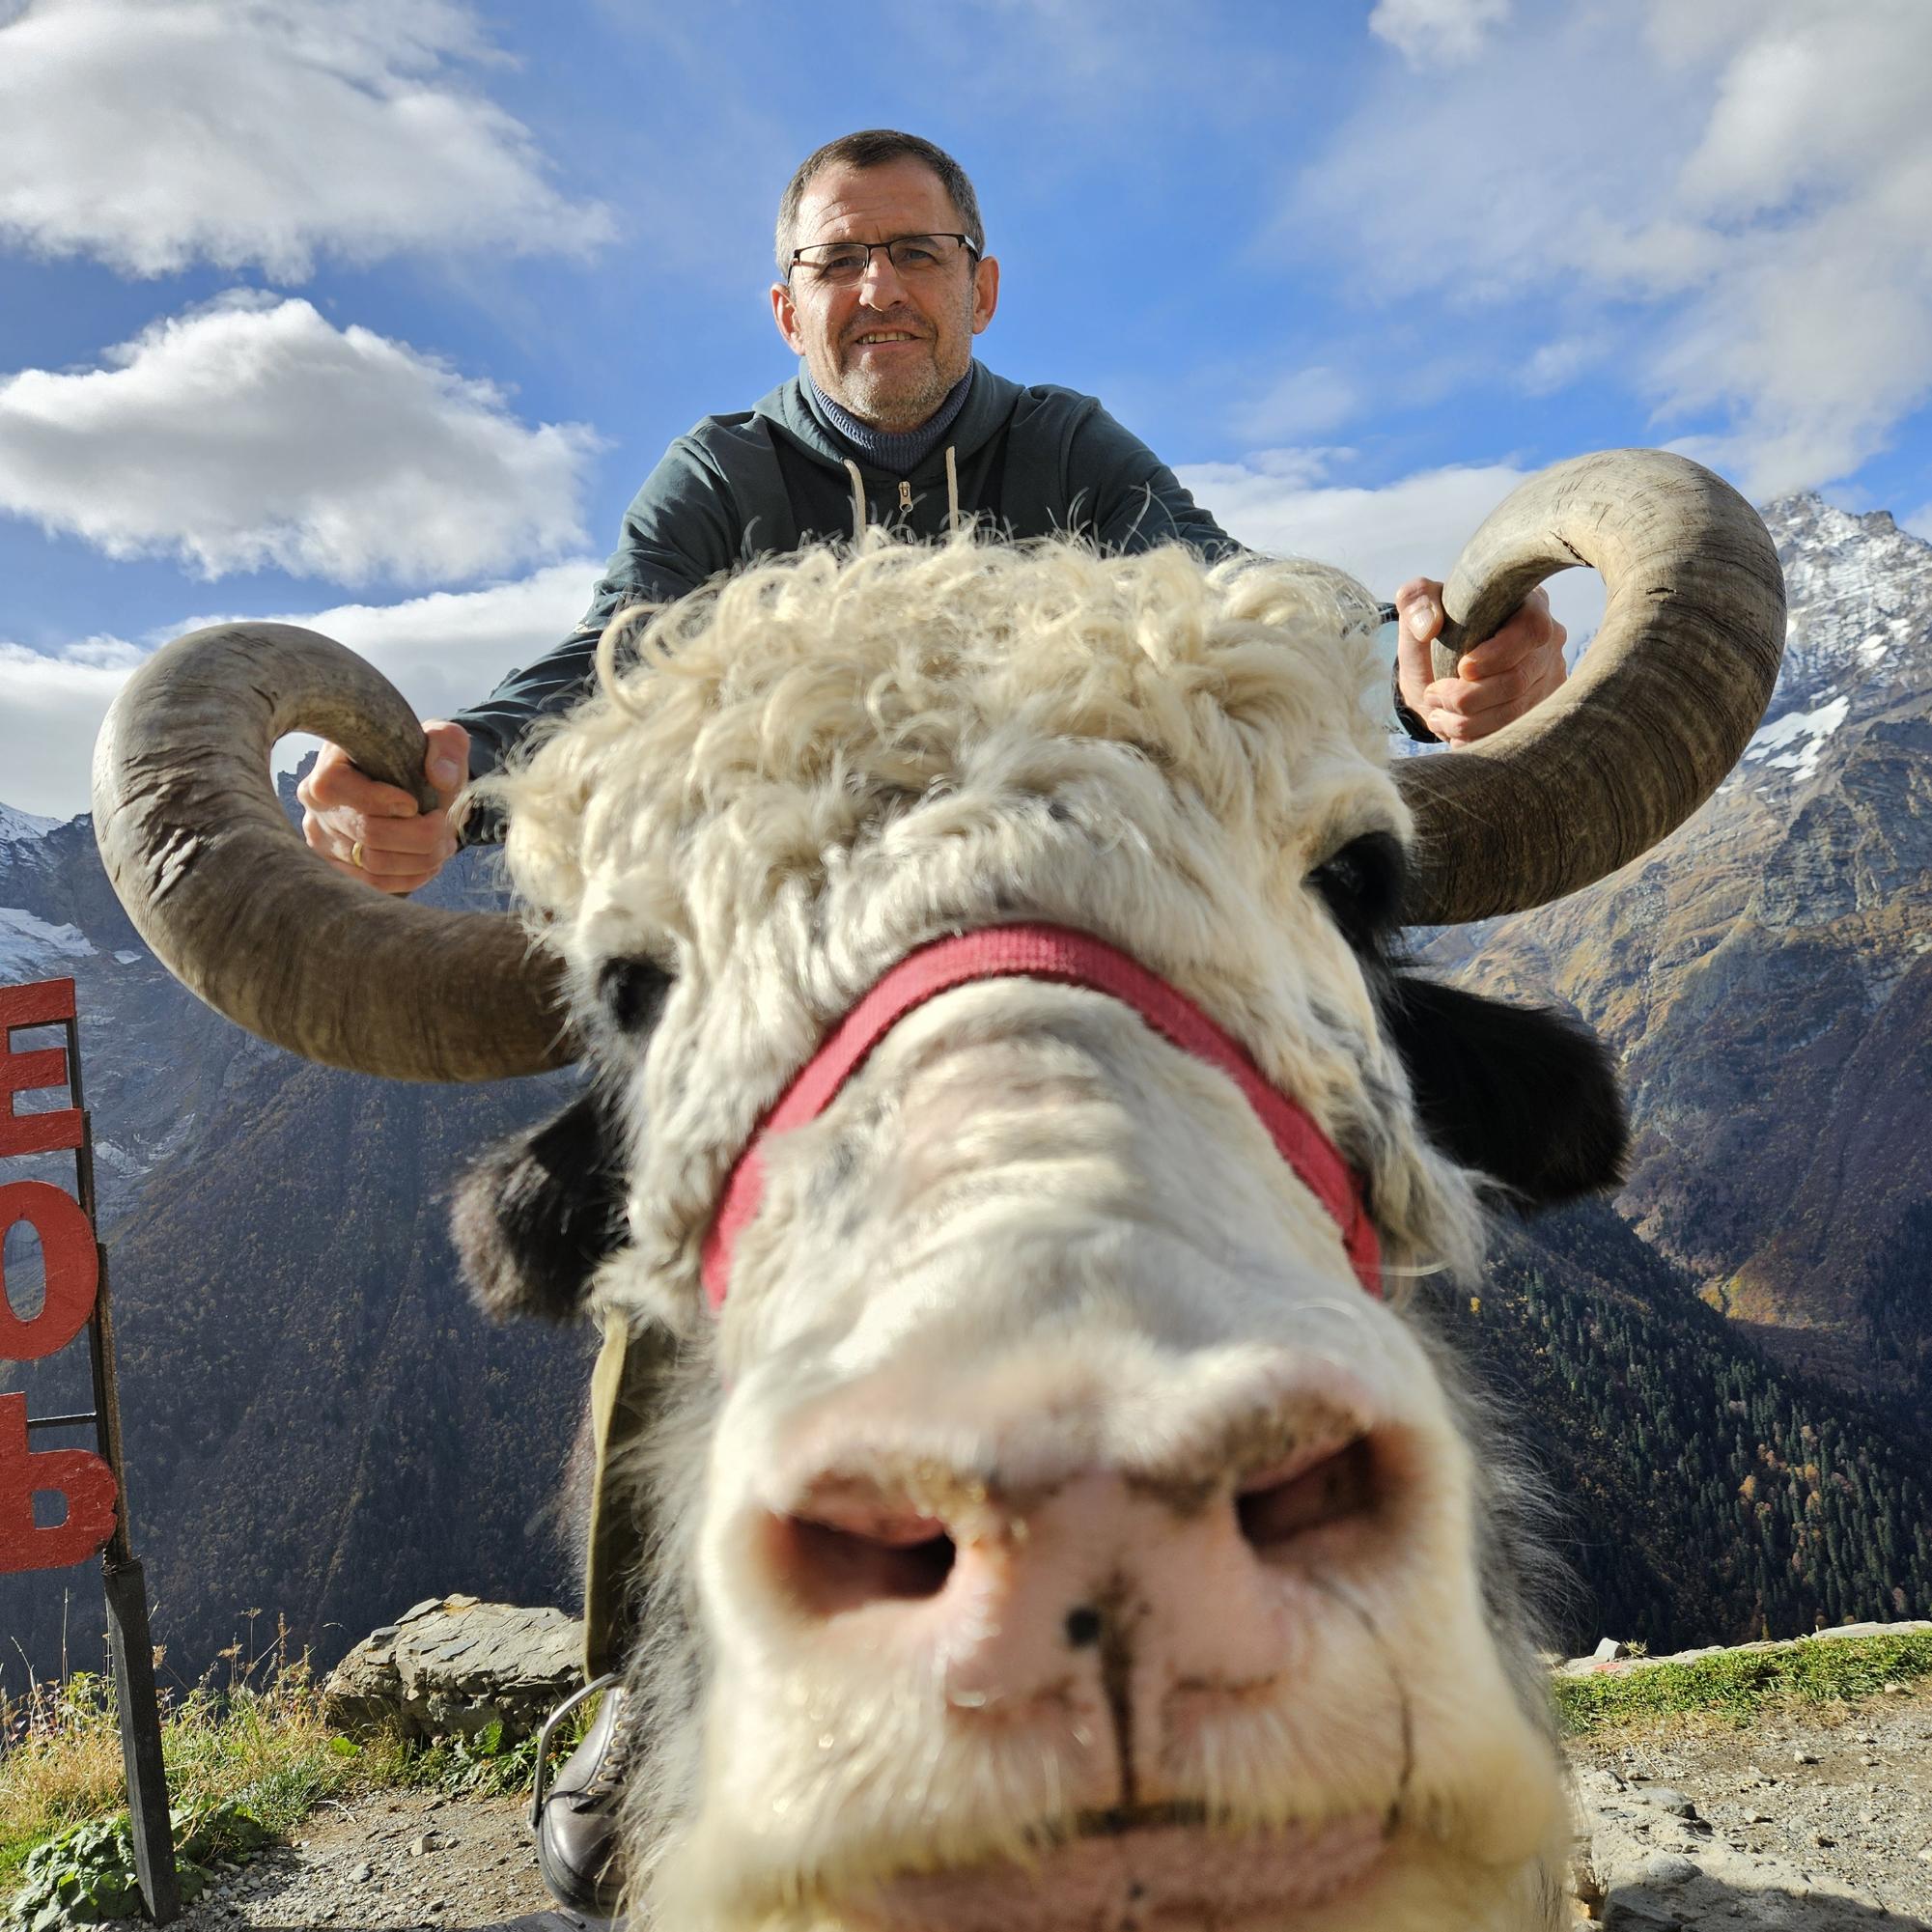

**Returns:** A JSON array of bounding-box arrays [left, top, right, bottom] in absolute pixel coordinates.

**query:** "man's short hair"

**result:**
[[775, 130, 985, 270]]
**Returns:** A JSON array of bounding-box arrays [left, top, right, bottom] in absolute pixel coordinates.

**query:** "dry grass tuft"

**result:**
[[0, 1618, 408, 1900]]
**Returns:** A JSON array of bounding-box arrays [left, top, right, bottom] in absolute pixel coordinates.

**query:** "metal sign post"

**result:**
[[2, 976, 178, 1923]]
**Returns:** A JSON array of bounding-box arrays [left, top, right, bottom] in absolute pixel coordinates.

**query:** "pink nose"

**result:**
[[762, 1436, 1383, 1800]]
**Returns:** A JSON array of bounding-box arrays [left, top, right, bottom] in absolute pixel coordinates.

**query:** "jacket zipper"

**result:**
[[898, 480, 913, 514]]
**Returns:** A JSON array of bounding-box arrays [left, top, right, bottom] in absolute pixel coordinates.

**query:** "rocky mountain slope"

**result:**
[[0, 819, 591, 1702], [1423, 494, 1932, 1395]]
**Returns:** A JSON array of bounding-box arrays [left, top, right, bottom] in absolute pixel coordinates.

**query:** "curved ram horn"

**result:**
[[91, 623, 573, 1081], [1396, 449, 1785, 925]]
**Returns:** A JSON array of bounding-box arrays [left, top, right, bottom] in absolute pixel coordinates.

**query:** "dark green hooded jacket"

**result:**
[[451, 362, 1238, 779]]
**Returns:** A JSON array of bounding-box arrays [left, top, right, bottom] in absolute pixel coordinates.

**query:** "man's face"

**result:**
[[770, 157, 999, 433]]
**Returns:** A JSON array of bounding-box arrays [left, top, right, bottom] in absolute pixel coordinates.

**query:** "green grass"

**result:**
[[2, 1623, 597, 1927], [0, 1622, 411, 1923], [1554, 1629, 1932, 1736], [0, 1625, 410, 1923]]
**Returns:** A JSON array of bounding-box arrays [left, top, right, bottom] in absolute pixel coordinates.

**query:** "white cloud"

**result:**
[[1520, 332, 1611, 398], [0, 0, 613, 278], [1241, 366, 1361, 441], [1369, 0, 1512, 66], [1180, 449, 1606, 645], [0, 638, 146, 823], [0, 561, 600, 822], [1309, 0, 1932, 497], [0, 295, 601, 584], [211, 561, 605, 741]]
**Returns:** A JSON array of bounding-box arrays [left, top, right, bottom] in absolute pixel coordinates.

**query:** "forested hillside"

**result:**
[[1452, 1204, 1932, 1657]]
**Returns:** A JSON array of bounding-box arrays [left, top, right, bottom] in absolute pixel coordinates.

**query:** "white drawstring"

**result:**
[[842, 458, 866, 541], [846, 451, 959, 539]]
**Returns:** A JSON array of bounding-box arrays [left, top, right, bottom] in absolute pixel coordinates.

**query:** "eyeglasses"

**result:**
[[788, 233, 979, 286]]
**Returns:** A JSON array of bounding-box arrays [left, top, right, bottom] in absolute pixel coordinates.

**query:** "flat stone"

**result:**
[[323, 1598, 583, 1745], [1627, 1788, 1698, 1819], [1640, 1853, 1700, 1886]]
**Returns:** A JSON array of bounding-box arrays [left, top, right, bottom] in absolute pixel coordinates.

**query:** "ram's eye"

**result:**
[[1306, 831, 1405, 951], [596, 957, 669, 1035]]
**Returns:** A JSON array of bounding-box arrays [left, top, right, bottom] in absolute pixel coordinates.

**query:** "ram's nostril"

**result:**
[[1236, 1436, 1380, 1552], [775, 1513, 958, 1617]]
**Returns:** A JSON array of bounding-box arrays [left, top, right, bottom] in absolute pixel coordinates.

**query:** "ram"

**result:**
[[95, 451, 1781, 1932]]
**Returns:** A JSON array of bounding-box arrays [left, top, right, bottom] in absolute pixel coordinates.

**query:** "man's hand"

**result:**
[[297, 720, 470, 894], [1394, 580, 1567, 745]]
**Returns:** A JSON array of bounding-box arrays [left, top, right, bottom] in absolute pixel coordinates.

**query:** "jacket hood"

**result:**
[[752, 361, 1024, 481]]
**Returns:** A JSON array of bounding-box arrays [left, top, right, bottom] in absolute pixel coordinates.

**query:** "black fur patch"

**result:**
[[450, 1085, 629, 1322], [1380, 976, 1628, 1206], [1306, 830, 1406, 955], [598, 957, 671, 1036]]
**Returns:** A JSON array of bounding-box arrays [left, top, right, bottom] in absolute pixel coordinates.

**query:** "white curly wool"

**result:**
[[493, 534, 1479, 1325]]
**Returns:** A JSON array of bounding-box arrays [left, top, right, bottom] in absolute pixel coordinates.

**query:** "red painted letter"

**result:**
[[0, 979, 82, 1159], [0, 1181, 98, 1360], [0, 1392, 118, 1574]]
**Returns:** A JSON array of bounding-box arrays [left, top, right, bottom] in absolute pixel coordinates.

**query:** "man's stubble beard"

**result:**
[[824, 283, 974, 433], [833, 351, 951, 433]]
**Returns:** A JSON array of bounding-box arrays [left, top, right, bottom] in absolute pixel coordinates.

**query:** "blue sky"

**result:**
[[2, 0, 1928, 818]]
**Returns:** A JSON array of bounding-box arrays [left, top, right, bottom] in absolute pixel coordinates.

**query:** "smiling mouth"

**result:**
[[851, 330, 926, 348]]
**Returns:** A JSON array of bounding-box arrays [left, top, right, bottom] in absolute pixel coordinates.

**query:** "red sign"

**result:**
[[0, 1183, 98, 1359], [0, 977, 118, 1573], [1, 1393, 118, 1574], [1, 979, 85, 1158]]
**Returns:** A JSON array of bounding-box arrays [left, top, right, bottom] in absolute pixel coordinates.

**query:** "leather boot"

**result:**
[[531, 1678, 633, 1919]]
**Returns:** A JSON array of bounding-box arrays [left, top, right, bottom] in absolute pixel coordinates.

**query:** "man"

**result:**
[[298, 129, 1566, 1913], [299, 128, 1563, 888]]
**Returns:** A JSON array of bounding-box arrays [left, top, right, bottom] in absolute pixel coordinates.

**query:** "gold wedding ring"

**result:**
[[350, 839, 366, 870]]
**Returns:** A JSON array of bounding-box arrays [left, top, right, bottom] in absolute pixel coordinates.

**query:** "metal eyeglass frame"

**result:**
[[787, 233, 981, 285]]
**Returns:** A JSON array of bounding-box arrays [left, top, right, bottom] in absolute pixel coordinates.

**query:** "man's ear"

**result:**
[[450, 1086, 629, 1323], [1380, 975, 1628, 1206], [771, 278, 805, 355], [971, 253, 1000, 334]]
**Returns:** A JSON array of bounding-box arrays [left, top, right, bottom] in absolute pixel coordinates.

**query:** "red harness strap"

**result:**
[[699, 924, 1383, 1309]]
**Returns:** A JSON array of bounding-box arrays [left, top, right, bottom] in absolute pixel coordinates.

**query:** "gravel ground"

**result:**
[[168, 1789, 590, 1932], [157, 1684, 1932, 1931], [1571, 1677, 1932, 1928]]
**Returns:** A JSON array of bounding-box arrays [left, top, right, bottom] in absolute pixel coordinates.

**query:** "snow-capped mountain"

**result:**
[[1429, 491, 1932, 1392], [1760, 496, 1931, 711], [0, 902, 96, 981], [1736, 496, 1931, 790], [0, 802, 203, 1211], [0, 801, 61, 851]]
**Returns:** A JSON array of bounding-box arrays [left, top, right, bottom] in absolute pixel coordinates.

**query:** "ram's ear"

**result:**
[[1380, 975, 1628, 1205], [450, 1086, 628, 1322]]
